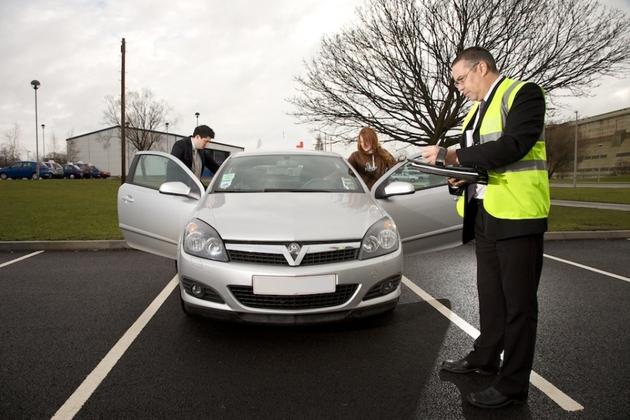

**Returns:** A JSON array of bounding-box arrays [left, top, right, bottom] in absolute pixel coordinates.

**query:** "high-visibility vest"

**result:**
[[456, 77, 550, 220]]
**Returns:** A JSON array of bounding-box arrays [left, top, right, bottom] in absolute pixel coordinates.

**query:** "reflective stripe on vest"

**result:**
[[459, 77, 550, 220]]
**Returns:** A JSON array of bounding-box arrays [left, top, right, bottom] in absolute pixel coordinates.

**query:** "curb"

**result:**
[[1, 231, 630, 251], [0, 240, 128, 251]]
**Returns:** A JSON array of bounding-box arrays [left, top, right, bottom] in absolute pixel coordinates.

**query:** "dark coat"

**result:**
[[171, 137, 220, 175]]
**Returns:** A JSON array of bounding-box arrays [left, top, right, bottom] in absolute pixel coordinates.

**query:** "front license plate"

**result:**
[[252, 274, 337, 295]]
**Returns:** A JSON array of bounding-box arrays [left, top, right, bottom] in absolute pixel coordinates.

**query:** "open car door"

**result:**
[[117, 151, 204, 259], [372, 155, 463, 255]]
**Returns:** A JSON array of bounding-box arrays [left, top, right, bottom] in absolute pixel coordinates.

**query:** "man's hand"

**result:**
[[447, 177, 467, 187], [420, 146, 459, 166]]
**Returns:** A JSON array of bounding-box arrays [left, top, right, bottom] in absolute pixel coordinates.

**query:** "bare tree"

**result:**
[[290, 0, 630, 146], [545, 122, 576, 179], [103, 88, 175, 151], [1, 123, 22, 166]]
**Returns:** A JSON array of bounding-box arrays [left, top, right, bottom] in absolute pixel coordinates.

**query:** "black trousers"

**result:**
[[467, 201, 544, 397]]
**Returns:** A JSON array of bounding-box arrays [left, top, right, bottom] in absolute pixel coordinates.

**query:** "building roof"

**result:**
[[65, 125, 244, 150]]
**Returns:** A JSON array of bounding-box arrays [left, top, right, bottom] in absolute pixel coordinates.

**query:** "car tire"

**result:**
[[31, 173, 38, 180], [69, 174, 75, 179], [0, 173, 7, 180]]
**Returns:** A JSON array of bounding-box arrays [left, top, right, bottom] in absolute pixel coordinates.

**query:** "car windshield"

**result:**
[[211, 154, 364, 193]]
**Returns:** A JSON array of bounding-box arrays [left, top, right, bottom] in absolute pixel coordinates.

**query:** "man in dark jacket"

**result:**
[[171, 125, 220, 179], [422, 47, 549, 409]]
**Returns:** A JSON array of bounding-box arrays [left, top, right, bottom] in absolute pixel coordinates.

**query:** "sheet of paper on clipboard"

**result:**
[[407, 158, 488, 184]]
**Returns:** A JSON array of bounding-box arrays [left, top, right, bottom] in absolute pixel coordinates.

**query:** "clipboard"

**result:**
[[407, 159, 488, 184]]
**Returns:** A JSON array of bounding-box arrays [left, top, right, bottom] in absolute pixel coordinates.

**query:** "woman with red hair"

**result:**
[[348, 127, 396, 189]]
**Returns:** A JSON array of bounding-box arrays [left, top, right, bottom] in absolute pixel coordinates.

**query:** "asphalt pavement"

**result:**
[[1, 241, 629, 419]]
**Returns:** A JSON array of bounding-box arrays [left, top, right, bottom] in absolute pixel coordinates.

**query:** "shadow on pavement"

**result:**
[[79, 298, 451, 420]]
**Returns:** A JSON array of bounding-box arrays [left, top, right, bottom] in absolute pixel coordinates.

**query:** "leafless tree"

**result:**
[[103, 88, 175, 151], [1, 123, 22, 166], [545, 122, 576, 179], [290, 0, 630, 146]]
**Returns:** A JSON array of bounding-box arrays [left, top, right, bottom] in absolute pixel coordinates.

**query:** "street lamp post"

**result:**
[[597, 143, 603, 183], [31, 80, 41, 179], [41, 124, 46, 160], [195, 112, 200, 127], [165, 122, 170, 150], [573, 111, 578, 188]]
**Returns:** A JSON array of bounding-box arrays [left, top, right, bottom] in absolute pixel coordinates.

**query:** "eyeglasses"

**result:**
[[453, 62, 479, 87]]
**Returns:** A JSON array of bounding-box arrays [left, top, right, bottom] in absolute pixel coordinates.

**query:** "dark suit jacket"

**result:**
[[454, 79, 547, 243], [171, 137, 220, 175]]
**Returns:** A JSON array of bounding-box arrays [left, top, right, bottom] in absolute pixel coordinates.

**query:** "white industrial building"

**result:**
[[65, 126, 244, 176]]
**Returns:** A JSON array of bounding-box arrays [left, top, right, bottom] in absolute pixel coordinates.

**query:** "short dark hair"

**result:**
[[452, 47, 498, 73], [193, 125, 215, 139]]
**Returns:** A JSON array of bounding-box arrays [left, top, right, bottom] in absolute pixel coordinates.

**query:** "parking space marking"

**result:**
[[52, 275, 179, 420], [0, 250, 44, 269], [401, 276, 584, 412], [544, 253, 630, 284]]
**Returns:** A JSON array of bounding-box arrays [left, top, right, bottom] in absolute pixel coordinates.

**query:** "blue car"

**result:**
[[63, 164, 84, 179], [0, 161, 53, 180]]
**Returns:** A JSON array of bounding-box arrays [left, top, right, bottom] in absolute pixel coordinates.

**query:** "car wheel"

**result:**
[[69, 174, 75, 179], [31, 173, 38, 180], [0, 173, 7, 180]]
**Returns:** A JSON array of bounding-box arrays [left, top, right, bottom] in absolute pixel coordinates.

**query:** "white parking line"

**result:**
[[544, 253, 630, 284], [401, 276, 584, 412], [52, 275, 179, 420], [0, 250, 44, 269]]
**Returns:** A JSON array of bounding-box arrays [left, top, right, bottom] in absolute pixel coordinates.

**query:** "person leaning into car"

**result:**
[[348, 127, 396, 190], [421, 47, 549, 409], [171, 125, 220, 179]]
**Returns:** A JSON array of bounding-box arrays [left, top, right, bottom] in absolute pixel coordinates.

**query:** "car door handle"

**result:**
[[121, 195, 135, 203]]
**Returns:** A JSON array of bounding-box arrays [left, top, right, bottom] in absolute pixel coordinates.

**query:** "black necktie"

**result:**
[[473, 100, 486, 145]]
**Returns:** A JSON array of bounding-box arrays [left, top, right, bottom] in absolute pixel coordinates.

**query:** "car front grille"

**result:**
[[228, 284, 358, 310], [227, 248, 358, 266]]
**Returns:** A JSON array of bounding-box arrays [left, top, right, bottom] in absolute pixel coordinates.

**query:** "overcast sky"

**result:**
[[1, 0, 629, 160]]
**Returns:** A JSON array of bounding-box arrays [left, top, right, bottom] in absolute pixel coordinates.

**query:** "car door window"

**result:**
[[387, 161, 446, 190], [129, 154, 202, 197]]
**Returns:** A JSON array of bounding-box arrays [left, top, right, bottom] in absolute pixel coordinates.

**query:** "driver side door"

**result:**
[[117, 152, 204, 259]]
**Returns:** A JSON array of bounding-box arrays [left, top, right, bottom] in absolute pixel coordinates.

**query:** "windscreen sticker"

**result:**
[[220, 173, 235, 188], [341, 177, 356, 190]]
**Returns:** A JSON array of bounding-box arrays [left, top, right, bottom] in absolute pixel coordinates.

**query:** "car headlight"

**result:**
[[358, 217, 400, 260], [182, 219, 228, 262]]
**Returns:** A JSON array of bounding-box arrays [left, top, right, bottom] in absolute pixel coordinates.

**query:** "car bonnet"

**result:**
[[193, 192, 386, 242]]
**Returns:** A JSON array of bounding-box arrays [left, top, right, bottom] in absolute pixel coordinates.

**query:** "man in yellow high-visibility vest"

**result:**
[[422, 46, 549, 409]]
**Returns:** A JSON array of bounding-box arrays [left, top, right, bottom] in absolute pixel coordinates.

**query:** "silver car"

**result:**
[[118, 150, 461, 324]]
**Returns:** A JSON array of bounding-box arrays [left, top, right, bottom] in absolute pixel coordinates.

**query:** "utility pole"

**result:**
[[120, 38, 126, 184], [573, 111, 578, 188]]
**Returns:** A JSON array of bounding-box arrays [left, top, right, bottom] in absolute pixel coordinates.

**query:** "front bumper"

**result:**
[[178, 244, 403, 323]]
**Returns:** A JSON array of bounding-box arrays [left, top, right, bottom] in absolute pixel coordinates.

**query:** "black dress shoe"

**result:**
[[467, 386, 526, 409], [440, 358, 498, 375]]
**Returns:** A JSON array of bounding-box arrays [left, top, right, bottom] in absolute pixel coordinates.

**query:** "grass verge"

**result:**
[[548, 206, 630, 231], [0, 179, 121, 240], [550, 187, 630, 204]]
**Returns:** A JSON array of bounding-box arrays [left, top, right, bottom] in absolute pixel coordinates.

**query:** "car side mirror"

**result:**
[[375, 181, 415, 199], [159, 181, 200, 199]]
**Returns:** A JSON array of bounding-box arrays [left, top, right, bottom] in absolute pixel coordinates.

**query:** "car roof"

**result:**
[[230, 150, 343, 159]]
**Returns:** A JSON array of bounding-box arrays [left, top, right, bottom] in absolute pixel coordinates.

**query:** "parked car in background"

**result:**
[[74, 162, 92, 179], [89, 165, 101, 178], [63, 163, 83, 179], [118, 150, 462, 324], [93, 166, 111, 178], [43, 160, 64, 178], [0, 161, 53, 180]]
